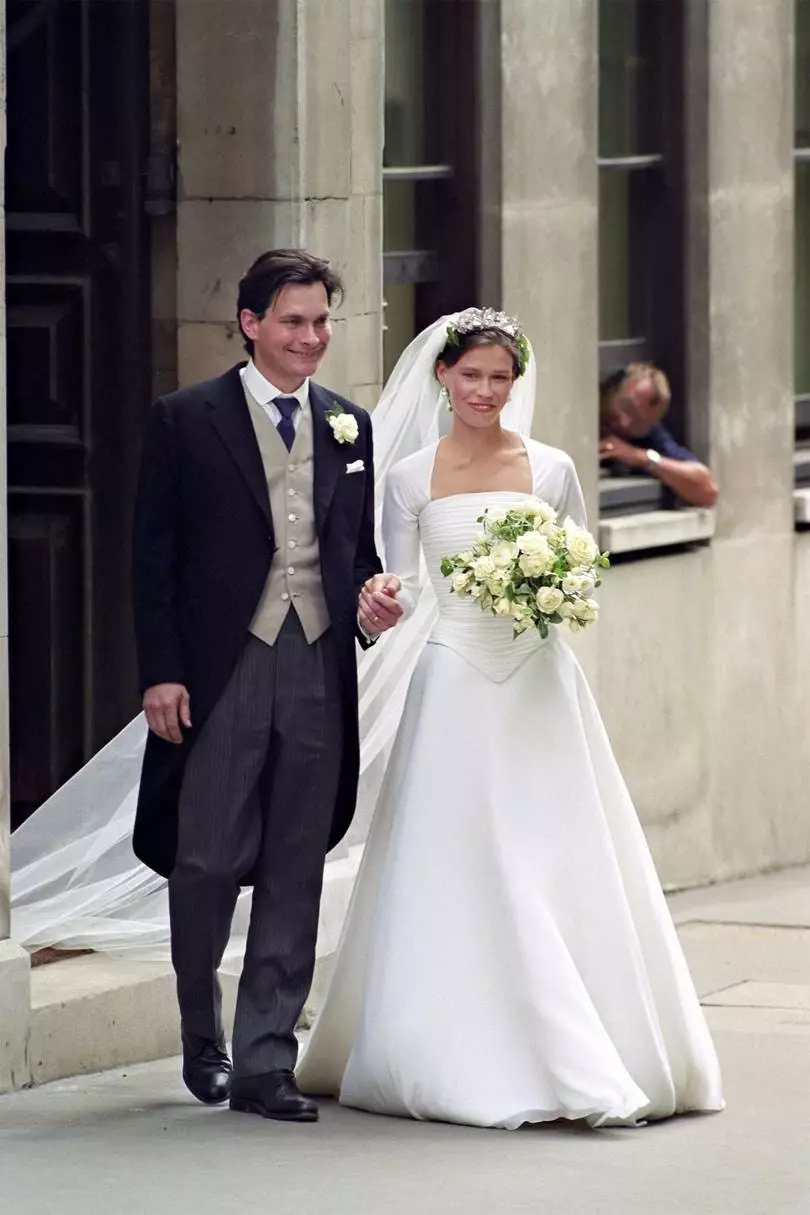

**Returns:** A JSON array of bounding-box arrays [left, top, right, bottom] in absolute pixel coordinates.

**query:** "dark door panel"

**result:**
[[6, 0, 151, 827]]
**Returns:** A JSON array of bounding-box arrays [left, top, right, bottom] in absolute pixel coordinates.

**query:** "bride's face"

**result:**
[[438, 345, 516, 430]]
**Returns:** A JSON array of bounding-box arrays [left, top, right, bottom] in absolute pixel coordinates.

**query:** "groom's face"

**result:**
[[241, 283, 332, 390]]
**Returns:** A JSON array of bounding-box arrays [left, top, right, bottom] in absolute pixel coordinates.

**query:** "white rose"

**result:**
[[519, 497, 555, 521], [525, 498, 557, 524], [493, 596, 513, 616], [329, 412, 359, 444], [516, 530, 549, 556], [562, 573, 582, 594], [491, 541, 519, 568], [519, 553, 552, 578], [565, 617, 583, 633], [452, 572, 473, 596], [535, 587, 564, 614], [564, 524, 598, 567], [472, 555, 496, 579], [537, 519, 560, 539], [511, 600, 530, 621], [571, 597, 599, 622], [583, 597, 600, 620], [558, 600, 577, 619], [487, 507, 508, 525]]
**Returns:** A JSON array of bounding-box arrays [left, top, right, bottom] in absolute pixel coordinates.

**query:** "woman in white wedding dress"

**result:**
[[296, 309, 724, 1129]]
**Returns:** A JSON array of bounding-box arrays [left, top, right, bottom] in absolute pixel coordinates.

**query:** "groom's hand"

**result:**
[[358, 574, 403, 637], [143, 682, 192, 744]]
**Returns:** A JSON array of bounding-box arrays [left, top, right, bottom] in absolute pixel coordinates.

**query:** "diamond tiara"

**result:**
[[444, 307, 530, 376]]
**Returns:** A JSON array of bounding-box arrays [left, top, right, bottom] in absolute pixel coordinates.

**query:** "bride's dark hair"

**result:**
[[437, 328, 522, 378]]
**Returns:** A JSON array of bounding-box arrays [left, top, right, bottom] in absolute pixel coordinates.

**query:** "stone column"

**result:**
[[486, 0, 600, 515], [0, 0, 32, 1095], [688, 0, 802, 873], [175, 0, 384, 407]]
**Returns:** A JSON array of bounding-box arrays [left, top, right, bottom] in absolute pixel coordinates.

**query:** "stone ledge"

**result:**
[[0, 939, 31, 1093], [598, 507, 716, 556], [24, 949, 339, 1088], [27, 955, 238, 1088], [18, 846, 361, 1088], [794, 487, 810, 526]]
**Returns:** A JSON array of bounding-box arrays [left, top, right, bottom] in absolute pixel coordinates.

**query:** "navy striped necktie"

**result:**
[[274, 396, 299, 451]]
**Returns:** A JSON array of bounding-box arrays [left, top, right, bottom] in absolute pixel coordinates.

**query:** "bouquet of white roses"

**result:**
[[440, 499, 610, 639]]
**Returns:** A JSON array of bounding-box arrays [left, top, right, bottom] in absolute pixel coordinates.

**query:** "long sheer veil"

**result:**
[[11, 314, 537, 969]]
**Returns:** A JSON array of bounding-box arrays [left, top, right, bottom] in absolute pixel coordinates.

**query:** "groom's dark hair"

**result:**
[[237, 249, 345, 355]]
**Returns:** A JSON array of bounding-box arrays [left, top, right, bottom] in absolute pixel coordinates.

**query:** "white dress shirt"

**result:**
[[240, 360, 310, 431]]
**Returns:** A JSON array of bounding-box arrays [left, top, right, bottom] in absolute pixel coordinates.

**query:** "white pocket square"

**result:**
[[345, 459, 365, 474]]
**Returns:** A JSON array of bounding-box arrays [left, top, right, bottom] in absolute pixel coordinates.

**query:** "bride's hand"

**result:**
[[359, 574, 403, 636]]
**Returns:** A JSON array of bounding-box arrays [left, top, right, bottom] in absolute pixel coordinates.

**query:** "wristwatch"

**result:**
[[645, 448, 662, 473]]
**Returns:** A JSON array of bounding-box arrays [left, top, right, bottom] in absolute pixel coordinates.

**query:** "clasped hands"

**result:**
[[144, 577, 404, 744], [358, 573, 403, 639]]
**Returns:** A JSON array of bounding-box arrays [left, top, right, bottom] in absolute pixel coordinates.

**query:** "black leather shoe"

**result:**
[[229, 1070, 319, 1122], [182, 1032, 233, 1105]]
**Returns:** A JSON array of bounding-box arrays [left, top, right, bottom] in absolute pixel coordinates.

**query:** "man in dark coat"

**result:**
[[132, 249, 401, 1121]]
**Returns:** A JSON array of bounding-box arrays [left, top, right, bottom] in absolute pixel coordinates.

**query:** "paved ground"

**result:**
[[1, 867, 809, 1215]]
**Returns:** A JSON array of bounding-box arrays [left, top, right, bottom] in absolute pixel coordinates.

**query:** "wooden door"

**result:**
[[6, 0, 152, 825]]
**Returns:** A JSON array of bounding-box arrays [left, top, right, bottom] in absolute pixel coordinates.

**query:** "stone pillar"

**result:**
[[488, 0, 600, 515], [0, 0, 32, 1095], [688, 0, 801, 873], [175, 0, 384, 407]]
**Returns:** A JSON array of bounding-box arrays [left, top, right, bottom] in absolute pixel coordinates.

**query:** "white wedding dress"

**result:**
[[296, 438, 724, 1129]]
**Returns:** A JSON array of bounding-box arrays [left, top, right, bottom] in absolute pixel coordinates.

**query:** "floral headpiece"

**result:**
[[444, 307, 530, 377]]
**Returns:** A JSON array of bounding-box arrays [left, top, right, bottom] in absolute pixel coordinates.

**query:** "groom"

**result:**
[[131, 249, 401, 1122]]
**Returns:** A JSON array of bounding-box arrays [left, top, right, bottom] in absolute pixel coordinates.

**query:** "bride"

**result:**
[[296, 308, 723, 1128], [11, 308, 723, 1129]]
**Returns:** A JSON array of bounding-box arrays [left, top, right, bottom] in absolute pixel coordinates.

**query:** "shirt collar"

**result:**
[[241, 360, 310, 410]]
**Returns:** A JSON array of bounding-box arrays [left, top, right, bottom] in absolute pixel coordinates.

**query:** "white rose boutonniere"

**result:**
[[326, 400, 359, 445]]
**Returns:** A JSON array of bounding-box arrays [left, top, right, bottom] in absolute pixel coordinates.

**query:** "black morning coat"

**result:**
[[131, 363, 382, 879]]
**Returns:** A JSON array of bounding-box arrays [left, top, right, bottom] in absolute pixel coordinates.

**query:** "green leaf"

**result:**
[[325, 400, 346, 422]]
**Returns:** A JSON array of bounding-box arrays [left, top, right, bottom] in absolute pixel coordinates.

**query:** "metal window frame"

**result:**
[[795, 439, 810, 488], [381, 0, 478, 304], [597, 0, 686, 520], [795, 150, 810, 459], [599, 474, 665, 516]]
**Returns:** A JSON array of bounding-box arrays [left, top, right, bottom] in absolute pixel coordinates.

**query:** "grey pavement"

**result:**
[[2, 866, 809, 1215]]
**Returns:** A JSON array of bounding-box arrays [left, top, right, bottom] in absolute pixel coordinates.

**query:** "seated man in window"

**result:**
[[599, 363, 718, 508]]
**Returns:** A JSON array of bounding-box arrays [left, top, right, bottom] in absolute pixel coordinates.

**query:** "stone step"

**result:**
[[27, 954, 233, 1087], [21, 847, 362, 1087]]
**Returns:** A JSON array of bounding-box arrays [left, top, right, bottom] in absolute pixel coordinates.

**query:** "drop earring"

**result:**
[[440, 384, 452, 411]]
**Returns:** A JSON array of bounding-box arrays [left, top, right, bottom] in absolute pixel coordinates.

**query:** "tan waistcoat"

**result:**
[[243, 386, 331, 646]]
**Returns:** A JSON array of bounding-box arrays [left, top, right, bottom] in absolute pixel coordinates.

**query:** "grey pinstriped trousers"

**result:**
[[168, 613, 342, 1077]]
